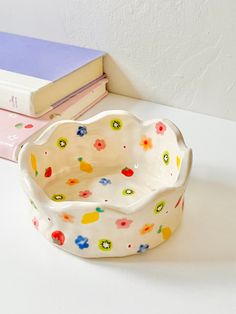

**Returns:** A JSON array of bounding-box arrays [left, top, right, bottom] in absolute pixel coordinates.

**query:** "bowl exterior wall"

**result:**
[[28, 187, 185, 258]]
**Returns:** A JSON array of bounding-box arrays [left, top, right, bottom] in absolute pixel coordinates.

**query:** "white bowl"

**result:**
[[19, 110, 192, 258]]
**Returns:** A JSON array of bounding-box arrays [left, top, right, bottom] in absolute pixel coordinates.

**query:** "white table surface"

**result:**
[[0, 93, 235, 314]]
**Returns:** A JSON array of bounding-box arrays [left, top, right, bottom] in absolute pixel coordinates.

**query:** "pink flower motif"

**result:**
[[79, 190, 92, 198], [116, 218, 133, 229], [155, 122, 166, 135], [93, 139, 106, 151], [32, 217, 39, 230]]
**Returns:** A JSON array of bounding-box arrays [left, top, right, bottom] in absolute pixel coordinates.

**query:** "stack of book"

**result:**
[[0, 32, 107, 161]]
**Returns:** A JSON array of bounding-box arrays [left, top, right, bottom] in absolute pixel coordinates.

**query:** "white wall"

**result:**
[[1, 0, 236, 120]]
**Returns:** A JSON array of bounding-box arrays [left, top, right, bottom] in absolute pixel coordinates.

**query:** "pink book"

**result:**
[[0, 77, 108, 162]]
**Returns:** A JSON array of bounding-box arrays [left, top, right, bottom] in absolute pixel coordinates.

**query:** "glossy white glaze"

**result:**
[[19, 110, 192, 257]]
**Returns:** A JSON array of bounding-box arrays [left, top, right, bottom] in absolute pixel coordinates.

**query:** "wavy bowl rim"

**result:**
[[18, 110, 193, 215]]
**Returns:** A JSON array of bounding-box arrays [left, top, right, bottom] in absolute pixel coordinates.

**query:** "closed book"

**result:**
[[0, 77, 108, 162], [0, 32, 105, 117]]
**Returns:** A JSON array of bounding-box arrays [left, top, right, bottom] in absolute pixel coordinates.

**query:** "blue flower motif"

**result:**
[[137, 244, 149, 253], [75, 235, 89, 249], [77, 126, 87, 137], [99, 178, 112, 186]]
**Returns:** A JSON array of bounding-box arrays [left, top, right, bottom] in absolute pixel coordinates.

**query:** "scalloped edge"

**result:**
[[19, 110, 192, 215]]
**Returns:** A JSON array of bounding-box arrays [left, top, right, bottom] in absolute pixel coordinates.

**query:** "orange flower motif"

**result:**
[[60, 213, 74, 223], [140, 136, 152, 151], [66, 178, 79, 186], [140, 223, 154, 235]]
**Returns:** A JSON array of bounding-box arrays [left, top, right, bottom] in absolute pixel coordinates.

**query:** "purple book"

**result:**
[[0, 32, 105, 117]]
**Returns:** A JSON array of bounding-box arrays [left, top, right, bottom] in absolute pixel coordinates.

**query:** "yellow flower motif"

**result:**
[[60, 213, 74, 223], [140, 223, 154, 235], [140, 136, 152, 151]]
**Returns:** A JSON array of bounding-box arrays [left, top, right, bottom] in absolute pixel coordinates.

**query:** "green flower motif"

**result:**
[[154, 201, 165, 214], [51, 194, 66, 202], [122, 188, 135, 196], [162, 150, 170, 165], [98, 239, 112, 251], [110, 119, 122, 131], [56, 137, 68, 149]]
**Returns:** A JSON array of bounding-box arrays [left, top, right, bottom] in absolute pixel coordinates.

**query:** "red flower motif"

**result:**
[[155, 122, 166, 135], [93, 139, 106, 151], [79, 190, 92, 198], [116, 218, 133, 229]]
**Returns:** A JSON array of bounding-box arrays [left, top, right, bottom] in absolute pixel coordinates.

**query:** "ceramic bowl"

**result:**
[[19, 110, 192, 258]]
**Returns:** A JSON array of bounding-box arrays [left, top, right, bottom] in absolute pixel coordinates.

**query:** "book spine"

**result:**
[[0, 84, 32, 115]]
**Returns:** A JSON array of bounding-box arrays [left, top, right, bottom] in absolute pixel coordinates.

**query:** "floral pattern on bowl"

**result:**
[[19, 110, 192, 258]]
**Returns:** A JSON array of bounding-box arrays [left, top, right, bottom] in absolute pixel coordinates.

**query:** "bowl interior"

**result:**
[[24, 113, 186, 208]]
